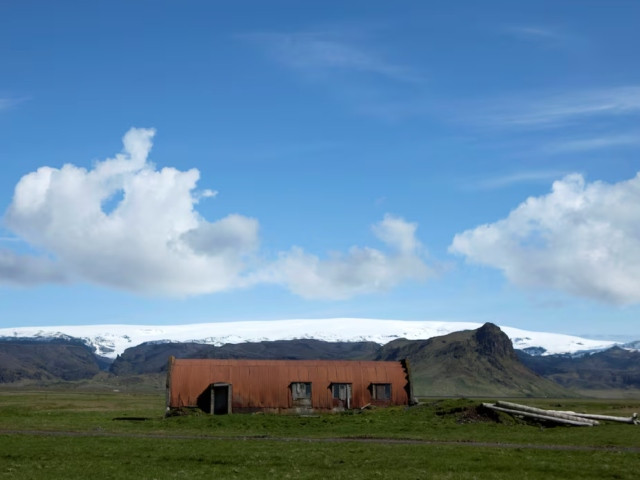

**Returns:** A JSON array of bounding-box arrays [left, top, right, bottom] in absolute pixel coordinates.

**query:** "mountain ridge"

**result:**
[[518, 346, 640, 391], [0, 318, 622, 360], [2, 323, 639, 396], [376, 323, 571, 397]]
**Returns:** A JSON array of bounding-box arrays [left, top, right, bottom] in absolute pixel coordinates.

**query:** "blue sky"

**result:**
[[1, 1, 639, 338]]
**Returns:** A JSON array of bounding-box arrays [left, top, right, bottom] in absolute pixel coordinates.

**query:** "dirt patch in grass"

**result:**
[[428, 399, 508, 424]]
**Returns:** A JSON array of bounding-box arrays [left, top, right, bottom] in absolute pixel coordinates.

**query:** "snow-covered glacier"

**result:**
[[0, 318, 619, 360]]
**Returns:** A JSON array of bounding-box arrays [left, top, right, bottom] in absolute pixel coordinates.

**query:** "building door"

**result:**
[[211, 383, 232, 415], [331, 383, 352, 409]]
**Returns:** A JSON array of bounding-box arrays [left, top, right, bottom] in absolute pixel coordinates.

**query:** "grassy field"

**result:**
[[1, 391, 639, 479]]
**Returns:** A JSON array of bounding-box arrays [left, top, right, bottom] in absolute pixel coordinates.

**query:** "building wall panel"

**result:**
[[167, 359, 411, 412]]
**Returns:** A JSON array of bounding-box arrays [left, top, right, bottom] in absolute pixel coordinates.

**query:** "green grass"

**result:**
[[2, 435, 639, 480], [1, 391, 639, 479]]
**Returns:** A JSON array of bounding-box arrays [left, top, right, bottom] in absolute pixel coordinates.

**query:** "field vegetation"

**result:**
[[1, 390, 639, 479]]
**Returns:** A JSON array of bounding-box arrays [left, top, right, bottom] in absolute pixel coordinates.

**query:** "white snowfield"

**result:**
[[0, 318, 618, 360]]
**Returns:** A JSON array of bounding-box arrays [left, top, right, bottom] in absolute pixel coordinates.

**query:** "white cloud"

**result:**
[[260, 215, 431, 300], [241, 30, 425, 121], [502, 24, 588, 53], [506, 26, 560, 40], [3, 128, 259, 296], [372, 214, 421, 254], [0, 96, 29, 111], [181, 214, 259, 257], [544, 134, 640, 154], [503, 25, 572, 47], [2, 129, 430, 299], [0, 236, 20, 243], [450, 172, 640, 304], [479, 86, 640, 128], [0, 250, 67, 286], [469, 170, 570, 190], [246, 31, 420, 83]]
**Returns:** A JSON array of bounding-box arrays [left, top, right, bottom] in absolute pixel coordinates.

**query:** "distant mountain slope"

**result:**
[[0, 338, 101, 382], [518, 346, 640, 390], [110, 339, 380, 375], [3, 325, 638, 397], [113, 324, 566, 397], [0, 319, 617, 360], [376, 323, 571, 397]]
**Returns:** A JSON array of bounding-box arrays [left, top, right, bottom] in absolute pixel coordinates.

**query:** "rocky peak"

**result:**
[[474, 322, 517, 360]]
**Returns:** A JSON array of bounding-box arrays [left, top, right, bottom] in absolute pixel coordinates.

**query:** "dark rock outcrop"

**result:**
[[376, 323, 571, 397]]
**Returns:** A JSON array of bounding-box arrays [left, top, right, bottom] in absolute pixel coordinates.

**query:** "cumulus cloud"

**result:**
[[3, 128, 259, 296], [450, 173, 640, 304], [0, 251, 67, 286], [2, 129, 430, 299], [260, 215, 431, 300]]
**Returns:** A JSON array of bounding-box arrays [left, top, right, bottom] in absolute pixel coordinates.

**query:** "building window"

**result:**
[[331, 383, 352, 401], [291, 382, 312, 400], [371, 383, 391, 400]]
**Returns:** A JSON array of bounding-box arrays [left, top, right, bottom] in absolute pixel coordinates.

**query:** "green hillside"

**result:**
[[377, 323, 571, 397]]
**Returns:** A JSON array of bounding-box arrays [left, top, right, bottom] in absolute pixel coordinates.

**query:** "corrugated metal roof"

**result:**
[[167, 359, 411, 411]]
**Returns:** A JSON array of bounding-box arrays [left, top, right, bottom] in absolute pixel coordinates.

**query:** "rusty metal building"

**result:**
[[166, 358, 413, 414]]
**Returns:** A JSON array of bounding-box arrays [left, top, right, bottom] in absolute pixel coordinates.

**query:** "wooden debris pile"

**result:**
[[482, 401, 640, 427]]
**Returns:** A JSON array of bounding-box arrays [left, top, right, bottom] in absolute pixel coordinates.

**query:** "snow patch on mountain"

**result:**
[[0, 318, 618, 360], [621, 340, 640, 351]]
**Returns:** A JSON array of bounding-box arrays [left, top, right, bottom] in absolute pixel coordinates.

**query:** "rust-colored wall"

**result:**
[[167, 359, 411, 411]]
